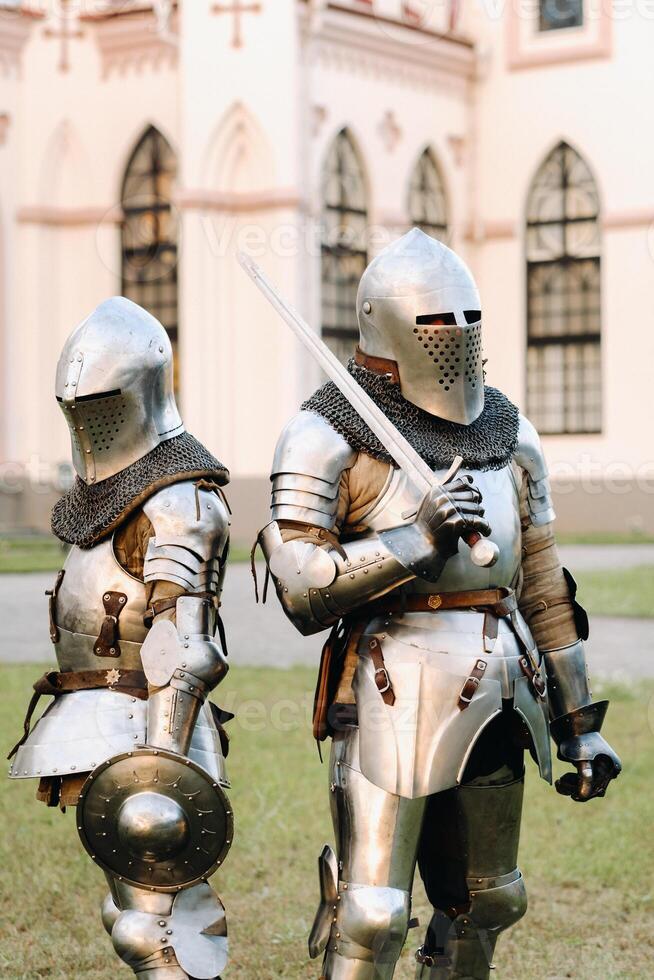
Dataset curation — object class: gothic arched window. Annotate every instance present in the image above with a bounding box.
[408,148,448,241]
[121,127,179,358]
[321,129,368,363]
[526,141,601,434]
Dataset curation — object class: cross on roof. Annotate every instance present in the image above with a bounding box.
[212,0,262,49]
[45,0,83,73]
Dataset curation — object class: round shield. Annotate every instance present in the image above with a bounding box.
[77,747,233,892]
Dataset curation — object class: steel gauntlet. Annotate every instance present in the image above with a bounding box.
[542,640,621,801]
[141,595,228,755]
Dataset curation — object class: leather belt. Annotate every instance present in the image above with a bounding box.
[380,588,517,617]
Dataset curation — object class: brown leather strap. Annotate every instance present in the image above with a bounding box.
[483,610,499,653]
[518,654,546,699]
[53,668,148,694]
[7,668,148,760]
[355,346,401,384]
[94,591,128,658]
[367,636,395,706]
[45,570,65,645]
[458,658,487,710]
[381,588,516,616]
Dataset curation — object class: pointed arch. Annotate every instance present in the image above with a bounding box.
[407,146,449,242]
[39,119,92,206]
[120,125,179,366]
[320,127,369,363]
[203,101,276,194]
[525,140,602,434]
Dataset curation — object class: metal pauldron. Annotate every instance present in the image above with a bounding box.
[141,595,228,755]
[260,521,415,634]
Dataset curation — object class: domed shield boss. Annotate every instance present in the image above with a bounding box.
[77,747,233,892]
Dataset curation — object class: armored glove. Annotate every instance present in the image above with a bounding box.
[551,702,622,802]
[381,472,491,582]
[543,640,621,803]
[416,474,490,559]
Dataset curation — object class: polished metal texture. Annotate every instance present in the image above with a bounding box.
[56,297,184,485]
[514,416,555,527]
[264,519,414,636]
[366,464,523,594]
[416,876,527,980]
[356,229,483,423]
[143,482,230,595]
[77,747,233,891]
[52,538,148,672]
[319,730,423,978]
[142,598,228,754]
[265,461,524,638]
[9,693,228,785]
[271,411,356,529]
[541,640,592,720]
[104,878,227,978]
[354,610,550,798]
[308,844,339,958]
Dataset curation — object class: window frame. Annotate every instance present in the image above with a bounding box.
[407,147,449,243]
[320,128,369,363]
[120,126,179,355]
[525,140,602,436]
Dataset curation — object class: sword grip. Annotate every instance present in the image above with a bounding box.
[465,530,500,568]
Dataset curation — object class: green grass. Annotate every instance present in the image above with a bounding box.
[1,665,652,978]
[576,565,654,619]
[0,536,68,574]
[557,532,654,545]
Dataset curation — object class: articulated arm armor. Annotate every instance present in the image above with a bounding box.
[261,412,488,635]
[517,417,621,802]
[140,482,229,753]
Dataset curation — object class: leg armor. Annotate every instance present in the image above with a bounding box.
[311,728,426,979]
[415,768,527,980]
[101,877,227,979]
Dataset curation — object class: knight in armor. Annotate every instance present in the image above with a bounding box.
[9,297,233,979]
[257,229,621,979]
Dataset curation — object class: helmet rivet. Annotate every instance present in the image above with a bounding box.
[159,346,164,353]
[362,301,372,315]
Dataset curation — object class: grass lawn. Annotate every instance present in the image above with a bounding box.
[1,665,652,979]
[575,565,654,619]
[0,536,68,574]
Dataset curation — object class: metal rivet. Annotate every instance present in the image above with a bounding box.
[362,301,372,314]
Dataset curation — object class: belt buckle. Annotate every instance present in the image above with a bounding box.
[428,594,442,610]
[374,666,391,694]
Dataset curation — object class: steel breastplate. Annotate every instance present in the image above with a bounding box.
[360,462,523,593]
[347,461,551,798]
[53,537,147,672]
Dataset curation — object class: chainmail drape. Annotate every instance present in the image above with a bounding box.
[52,432,229,549]
[302,360,520,472]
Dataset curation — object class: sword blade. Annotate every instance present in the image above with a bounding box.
[238,252,435,495]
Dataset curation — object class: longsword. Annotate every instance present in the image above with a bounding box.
[238,252,499,569]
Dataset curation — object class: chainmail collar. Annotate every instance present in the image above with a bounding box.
[52,432,229,549]
[301,360,519,472]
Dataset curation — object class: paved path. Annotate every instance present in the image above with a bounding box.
[0,545,651,678]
